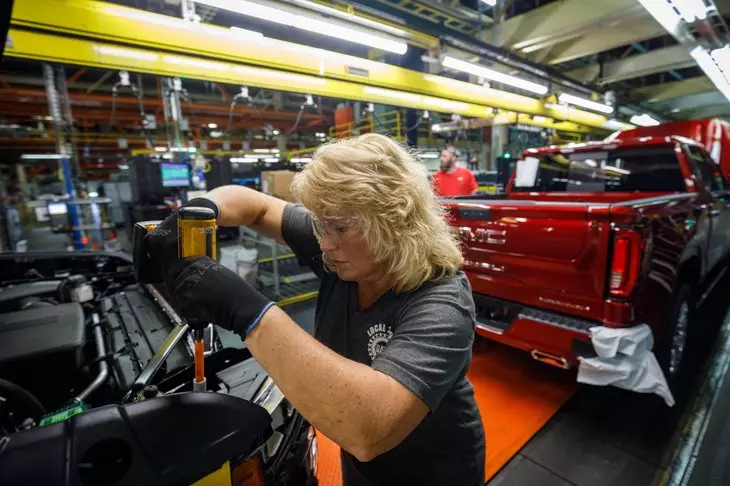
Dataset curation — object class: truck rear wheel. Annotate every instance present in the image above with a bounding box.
[658,284,693,382]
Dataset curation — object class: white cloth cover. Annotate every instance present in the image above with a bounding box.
[577,324,675,407]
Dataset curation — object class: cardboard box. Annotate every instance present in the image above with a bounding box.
[262,170,296,202]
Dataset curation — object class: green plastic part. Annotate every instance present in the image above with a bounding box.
[39,402,88,426]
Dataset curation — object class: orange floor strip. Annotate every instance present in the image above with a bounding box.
[316,341,577,485]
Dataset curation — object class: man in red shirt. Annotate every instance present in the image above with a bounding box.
[432,146,478,197]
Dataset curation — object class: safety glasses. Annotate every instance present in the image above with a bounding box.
[311,216,360,243]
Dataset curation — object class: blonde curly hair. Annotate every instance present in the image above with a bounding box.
[290,133,463,293]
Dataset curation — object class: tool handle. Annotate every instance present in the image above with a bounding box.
[194,336,205,384]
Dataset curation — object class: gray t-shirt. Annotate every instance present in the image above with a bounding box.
[281,204,486,486]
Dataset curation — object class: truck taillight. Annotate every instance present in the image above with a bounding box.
[610,229,642,298]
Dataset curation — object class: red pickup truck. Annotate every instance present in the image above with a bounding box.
[446,125,730,396]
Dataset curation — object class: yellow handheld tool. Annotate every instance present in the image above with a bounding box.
[178,206,217,393]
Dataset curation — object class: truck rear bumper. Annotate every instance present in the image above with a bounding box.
[473,293,595,368]
[473,293,675,405]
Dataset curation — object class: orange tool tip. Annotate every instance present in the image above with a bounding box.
[194,339,205,382]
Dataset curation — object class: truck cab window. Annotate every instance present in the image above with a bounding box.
[686,145,725,192]
[512,147,685,193]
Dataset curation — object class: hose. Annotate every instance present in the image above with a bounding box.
[0,378,46,425]
[286,105,306,136]
[73,313,109,403]
[226,89,267,134]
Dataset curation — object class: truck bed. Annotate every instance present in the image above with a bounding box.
[445,192,699,327]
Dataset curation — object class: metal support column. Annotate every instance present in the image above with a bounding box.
[15,164,29,200]
[0,171,10,252]
[401,46,426,146]
[162,77,186,148]
[490,125,508,170]
[43,63,84,249]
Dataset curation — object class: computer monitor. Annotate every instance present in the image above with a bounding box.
[160,163,190,188]
[47,201,69,232]
[47,202,68,216]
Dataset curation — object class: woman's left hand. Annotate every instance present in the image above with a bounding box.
[166,256,275,337]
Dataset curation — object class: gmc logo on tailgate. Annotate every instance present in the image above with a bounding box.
[459,227,507,245]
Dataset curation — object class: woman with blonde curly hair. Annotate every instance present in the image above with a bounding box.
[146,133,486,486]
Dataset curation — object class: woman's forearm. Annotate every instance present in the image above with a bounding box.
[205,185,287,241]
[205,185,263,226]
[245,306,428,462]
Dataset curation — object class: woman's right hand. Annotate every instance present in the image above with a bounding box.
[144,197,219,273]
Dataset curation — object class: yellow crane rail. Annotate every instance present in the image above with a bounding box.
[8,0,625,133]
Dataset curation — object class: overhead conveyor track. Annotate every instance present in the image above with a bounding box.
[6,0,626,134]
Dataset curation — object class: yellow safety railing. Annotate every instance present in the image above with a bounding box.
[329,110,402,139]
[286,147,318,160]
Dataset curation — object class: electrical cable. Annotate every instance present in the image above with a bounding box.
[405,117,422,133]
[225,89,267,135]
[110,72,153,147]
[287,104,306,136]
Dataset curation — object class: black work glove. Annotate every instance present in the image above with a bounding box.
[144,197,219,276]
[166,256,275,339]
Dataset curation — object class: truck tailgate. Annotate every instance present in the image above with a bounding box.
[448,200,612,322]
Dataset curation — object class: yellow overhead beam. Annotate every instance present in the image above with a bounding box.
[6,29,498,119]
[9,0,615,132]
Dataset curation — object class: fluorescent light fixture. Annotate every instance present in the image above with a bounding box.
[691,46,730,102]
[442,56,549,95]
[272,149,280,153]
[289,0,407,37]
[207,123,218,129]
[230,157,258,163]
[636,0,681,33]
[118,164,130,170]
[630,114,661,126]
[264,157,280,163]
[533,116,548,123]
[363,86,421,103]
[272,129,281,135]
[194,0,407,54]
[420,152,440,159]
[93,45,159,62]
[21,154,64,160]
[671,0,707,22]
[558,93,614,114]
[88,192,99,198]
[480,0,497,5]
[711,45,730,76]
[254,149,272,153]
[291,157,313,163]
[425,74,534,102]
